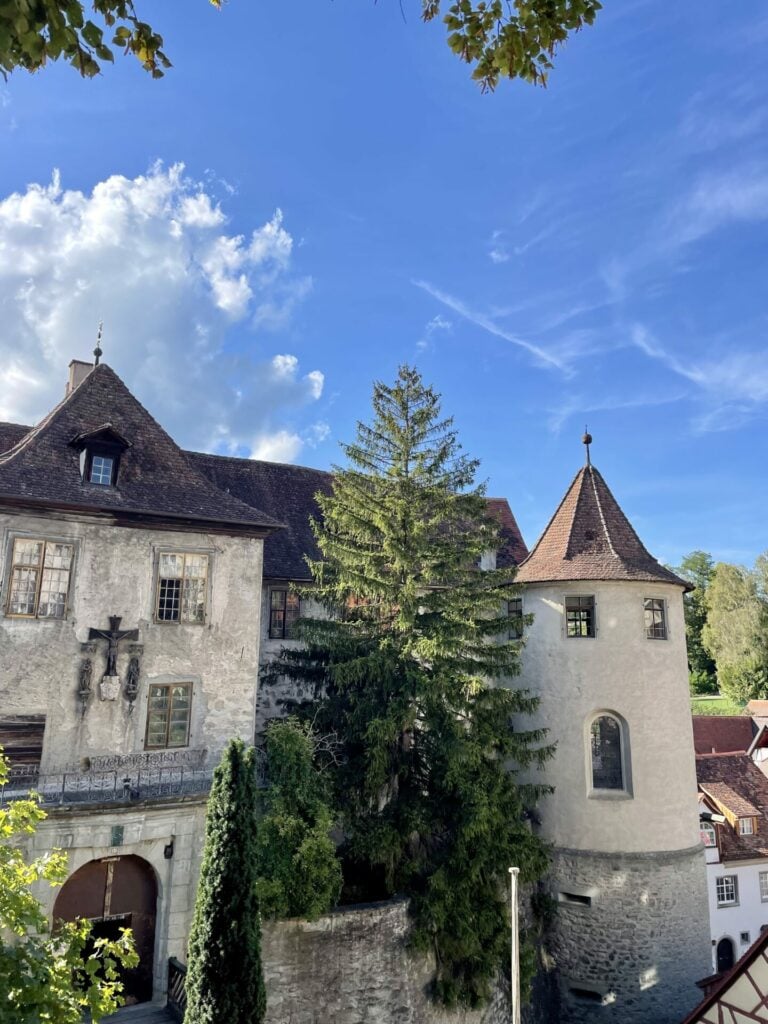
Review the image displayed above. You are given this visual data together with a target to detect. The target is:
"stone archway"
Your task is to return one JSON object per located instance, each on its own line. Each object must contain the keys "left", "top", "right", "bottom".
{"left": 53, "top": 854, "right": 157, "bottom": 1004}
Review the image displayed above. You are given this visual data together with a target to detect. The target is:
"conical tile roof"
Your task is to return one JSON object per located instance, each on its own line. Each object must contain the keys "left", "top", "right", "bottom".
{"left": 515, "top": 463, "right": 687, "bottom": 588}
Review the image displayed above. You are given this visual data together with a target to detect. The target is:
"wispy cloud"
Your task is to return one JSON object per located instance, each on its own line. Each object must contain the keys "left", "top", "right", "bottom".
{"left": 412, "top": 279, "right": 570, "bottom": 373}
{"left": 416, "top": 314, "right": 452, "bottom": 352}
{"left": 547, "top": 389, "right": 688, "bottom": 435}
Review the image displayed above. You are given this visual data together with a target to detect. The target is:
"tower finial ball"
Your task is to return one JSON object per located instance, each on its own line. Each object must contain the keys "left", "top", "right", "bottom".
{"left": 582, "top": 431, "right": 592, "bottom": 446}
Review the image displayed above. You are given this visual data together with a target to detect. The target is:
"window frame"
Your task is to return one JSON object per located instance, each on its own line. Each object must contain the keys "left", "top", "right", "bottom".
{"left": 3, "top": 535, "right": 76, "bottom": 620}
{"left": 268, "top": 587, "right": 301, "bottom": 640}
{"left": 643, "top": 597, "right": 668, "bottom": 640}
{"left": 144, "top": 682, "right": 193, "bottom": 750}
{"left": 586, "top": 710, "right": 632, "bottom": 799}
{"left": 738, "top": 817, "right": 755, "bottom": 836}
{"left": 507, "top": 596, "right": 524, "bottom": 640}
{"left": 700, "top": 822, "right": 718, "bottom": 848}
{"left": 716, "top": 875, "right": 739, "bottom": 907}
{"left": 565, "top": 594, "right": 596, "bottom": 639}
{"left": 153, "top": 550, "right": 211, "bottom": 625}
{"left": 759, "top": 871, "right": 768, "bottom": 903}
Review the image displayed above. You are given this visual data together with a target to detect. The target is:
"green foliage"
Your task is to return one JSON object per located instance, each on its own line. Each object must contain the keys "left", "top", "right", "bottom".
{"left": 267, "top": 365, "right": 552, "bottom": 1007}
{"left": 674, "top": 551, "right": 718, "bottom": 693}
{"left": 1, "top": 1, "right": 601, "bottom": 88}
{"left": 0, "top": 751, "right": 137, "bottom": 1024}
{"left": 185, "top": 739, "right": 266, "bottom": 1024}
{"left": 422, "top": 0, "right": 602, "bottom": 90}
{"left": 255, "top": 718, "right": 342, "bottom": 921}
{"left": 702, "top": 559, "right": 768, "bottom": 703}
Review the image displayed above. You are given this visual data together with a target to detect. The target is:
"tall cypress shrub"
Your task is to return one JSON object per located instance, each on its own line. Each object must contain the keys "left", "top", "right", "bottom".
{"left": 268, "top": 366, "right": 553, "bottom": 1007}
{"left": 184, "top": 739, "right": 266, "bottom": 1024}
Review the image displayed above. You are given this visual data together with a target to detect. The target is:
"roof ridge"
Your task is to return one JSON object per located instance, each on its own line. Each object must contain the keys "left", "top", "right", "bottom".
{"left": 186, "top": 449, "right": 332, "bottom": 474}
{"left": 587, "top": 465, "right": 618, "bottom": 559}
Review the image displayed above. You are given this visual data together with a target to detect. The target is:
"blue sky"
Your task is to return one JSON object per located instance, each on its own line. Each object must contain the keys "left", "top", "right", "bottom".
{"left": 1, "top": 0, "right": 767, "bottom": 567}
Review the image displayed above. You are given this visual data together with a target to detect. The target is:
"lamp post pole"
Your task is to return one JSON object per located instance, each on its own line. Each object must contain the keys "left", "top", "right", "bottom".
{"left": 509, "top": 866, "right": 521, "bottom": 1024}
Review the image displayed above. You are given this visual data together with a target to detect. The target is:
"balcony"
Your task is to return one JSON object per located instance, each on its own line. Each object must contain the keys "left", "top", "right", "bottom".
{"left": 0, "top": 749, "right": 214, "bottom": 807}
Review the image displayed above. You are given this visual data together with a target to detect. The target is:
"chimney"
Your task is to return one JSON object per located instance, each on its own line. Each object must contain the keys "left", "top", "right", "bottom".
{"left": 67, "top": 360, "right": 94, "bottom": 396}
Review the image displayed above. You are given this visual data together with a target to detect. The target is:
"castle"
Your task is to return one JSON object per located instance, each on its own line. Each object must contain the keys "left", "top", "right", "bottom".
{"left": 0, "top": 357, "right": 710, "bottom": 1021}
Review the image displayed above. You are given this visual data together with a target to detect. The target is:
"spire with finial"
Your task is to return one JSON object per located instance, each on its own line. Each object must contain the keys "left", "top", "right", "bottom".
{"left": 582, "top": 425, "right": 592, "bottom": 466}
{"left": 94, "top": 321, "right": 103, "bottom": 366}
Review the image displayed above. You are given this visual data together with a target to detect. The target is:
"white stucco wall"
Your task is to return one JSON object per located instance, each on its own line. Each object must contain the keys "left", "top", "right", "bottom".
{"left": 0, "top": 511, "right": 265, "bottom": 769}
{"left": 517, "top": 579, "right": 701, "bottom": 854}
{"left": 705, "top": 855, "right": 768, "bottom": 970}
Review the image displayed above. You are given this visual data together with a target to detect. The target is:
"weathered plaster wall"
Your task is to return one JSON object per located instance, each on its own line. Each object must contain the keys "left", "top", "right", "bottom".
{"left": 0, "top": 512, "right": 264, "bottom": 768}
{"left": 30, "top": 799, "right": 206, "bottom": 998}
{"left": 262, "top": 898, "right": 512, "bottom": 1024}
{"left": 548, "top": 845, "right": 710, "bottom": 1023}
{"left": 518, "top": 580, "right": 701, "bottom": 854}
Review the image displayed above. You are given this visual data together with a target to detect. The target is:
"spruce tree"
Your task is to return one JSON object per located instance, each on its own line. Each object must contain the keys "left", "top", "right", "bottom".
{"left": 269, "top": 365, "right": 552, "bottom": 1007}
{"left": 184, "top": 739, "right": 266, "bottom": 1024}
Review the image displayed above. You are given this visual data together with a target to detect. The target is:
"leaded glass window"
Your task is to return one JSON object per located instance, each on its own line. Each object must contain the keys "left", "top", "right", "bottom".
{"left": 6, "top": 538, "right": 74, "bottom": 618}
{"left": 566, "top": 595, "right": 595, "bottom": 638}
{"left": 644, "top": 598, "right": 667, "bottom": 640}
{"left": 590, "top": 715, "right": 624, "bottom": 791}
{"left": 156, "top": 552, "right": 209, "bottom": 623}
{"left": 269, "top": 589, "right": 301, "bottom": 639}
{"left": 145, "top": 683, "right": 191, "bottom": 749}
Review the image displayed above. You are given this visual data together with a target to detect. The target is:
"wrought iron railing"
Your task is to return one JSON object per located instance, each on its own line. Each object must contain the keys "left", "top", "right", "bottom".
{"left": 0, "top": 750, "right": 213, "bottom": 807}
{"left": 167, "top": 957, "right": 187, "bottom": 1021}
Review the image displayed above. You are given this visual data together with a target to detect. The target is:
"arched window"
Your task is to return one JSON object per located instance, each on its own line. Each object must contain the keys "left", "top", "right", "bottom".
{"left": 700, "top": 822, "right": 717, "bottom": 848}
{"left": 590, "top": 714, "right": 625, "bottom": 791}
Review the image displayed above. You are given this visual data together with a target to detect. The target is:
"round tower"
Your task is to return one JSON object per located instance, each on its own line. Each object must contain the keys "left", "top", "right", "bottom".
{"left": 515, "top": 443, "right": 710, "bottom": 1023}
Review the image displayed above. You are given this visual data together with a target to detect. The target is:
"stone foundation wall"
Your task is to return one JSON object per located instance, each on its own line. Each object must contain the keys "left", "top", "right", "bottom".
{"left": 262, "top": 898, "right": 512, "bottom": 1024}
{"left": 548, "top": 844, "right": 710, "bottom": 1024}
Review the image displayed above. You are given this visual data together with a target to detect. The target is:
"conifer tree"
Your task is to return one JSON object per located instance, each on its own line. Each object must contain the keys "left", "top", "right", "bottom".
{"left": 185, "top": 739, "right": 266, "bottom": 1024}
{"left": 269, "top": 365, "right": 552, "bottom": 1007}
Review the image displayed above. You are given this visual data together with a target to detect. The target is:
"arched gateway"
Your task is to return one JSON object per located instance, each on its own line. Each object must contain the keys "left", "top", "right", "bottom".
{"left": 53, "top": 855, "right": 157, "bottom": 1004}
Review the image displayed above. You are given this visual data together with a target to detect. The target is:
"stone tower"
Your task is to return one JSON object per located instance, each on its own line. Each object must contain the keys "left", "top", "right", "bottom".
{"left": 515, "top": 448, "right": 710, "bottom": 1024}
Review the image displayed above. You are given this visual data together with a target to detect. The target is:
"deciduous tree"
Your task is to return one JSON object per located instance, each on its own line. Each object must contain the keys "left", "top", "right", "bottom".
{"left": 268, "top": 365, "right": 552, "bottom": 1007}
{"left": 674, "top": 550, "right": 718, "bottom": 694}
{"left": 703, "top": 560, "right": 768, "bottom": 703}
{"left": 1, "top": 1, "right": 601, "bottom": 89}
{"left": 185, "top": 739, "right": 266, "bottom": 1024}
{"left": 0, "top": 752, "right": 137, "bottom": 1024}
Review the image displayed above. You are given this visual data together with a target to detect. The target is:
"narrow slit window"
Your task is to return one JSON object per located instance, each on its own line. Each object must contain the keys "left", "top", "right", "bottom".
{"left": 269, "top": 589, "right": 301, "bottom": 639}
{"left": 590, "top": 715, "right": 624, "bottom": 791}
{"left": 566, "top": 595, "right": 595, "bottom": 638}
{"left": 507, "top": 597, "right": 523, "bottom": 640}
{"left": 156, "top": 553, "right": 209, "bottom": 623}
{"left": 145, "top": 683, "right": 192, "bottom": 749}
{"left": 559, "top": 891, "right": 592, "bottom": 907}
{"left": 6, "top": 539, "right": 74, "bottom": 619}
{"left": 644, "top": 598, "right": 667, "bottom": 640}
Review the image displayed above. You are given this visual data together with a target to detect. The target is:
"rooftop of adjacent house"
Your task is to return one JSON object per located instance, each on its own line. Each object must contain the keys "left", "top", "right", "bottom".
{"left": 692, "top": 715, "right": 756, "bottom": 755}
{"left": 680, "top": 926, "right": 768, "bottom": 1024}
{"left": 697, "top": 752, "right": 768, "bottom": 861}
{"left": 515, "top": 461, "right": 689, "bottom": 589}
{"left": 0, "top": 364, "right": 281, "bottom": 536}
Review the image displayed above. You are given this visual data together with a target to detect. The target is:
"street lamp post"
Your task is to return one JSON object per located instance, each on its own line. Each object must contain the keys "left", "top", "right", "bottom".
{"left": 509, "top": 866, "right": 521, "bottom": 1024}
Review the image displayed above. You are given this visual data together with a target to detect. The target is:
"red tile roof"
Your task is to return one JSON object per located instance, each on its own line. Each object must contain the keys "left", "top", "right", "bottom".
{"left": 692, "top": 715, "right": 755, "bottom": 755}
{"left": 696, "top": 753, "right": 768, "bottom": 861}
{"left": 484, "top": 497, "right": 528, "bottom": 568}
{"left": 515, "top": 463, "right": 688, "bottom": 588}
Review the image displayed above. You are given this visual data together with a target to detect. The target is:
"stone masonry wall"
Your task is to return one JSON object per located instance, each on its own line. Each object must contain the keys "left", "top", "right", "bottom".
{"left": 548, "top": 844, "right": 711, "bottom": 1024}
{"left": 262, "top": 898, "right": 513, "bottom": 1024}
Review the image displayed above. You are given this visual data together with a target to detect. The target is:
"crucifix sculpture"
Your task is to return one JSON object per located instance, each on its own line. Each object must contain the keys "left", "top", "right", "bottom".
{"left": 88, "top": 616, "right": 139, "bottom": 701}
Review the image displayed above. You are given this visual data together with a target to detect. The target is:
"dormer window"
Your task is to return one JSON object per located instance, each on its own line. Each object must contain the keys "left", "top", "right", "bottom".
{"left": 69, "top": 424, "right": 131, "bottom": 489}
{"left": 89, "top": 453, "right": 115, "bottom": 486}
{"left": 739, "top": 817, "right": 755, "bottom": 836}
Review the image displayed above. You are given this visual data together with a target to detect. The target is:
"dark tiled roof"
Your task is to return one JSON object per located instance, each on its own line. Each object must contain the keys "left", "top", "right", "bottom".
{"left": 485, "top": 498, "right": 528, "bottom": 568}
{"left": 692, "top": 715, "right": 755, "bottom": 755}
{"left": 0, "top": 364, "right": 281, "bottom": 535}
{"left": 187, "top": 453, "right": 332, "bottom": 580}
{"left": 516, "top": 463, "right": 688, "bottom": 588}
{"left": 696, "top": 753, "right": 768, "bottom": 861}
{"left": 189, "top": 455, "right": 530, "bottom": 581}
{"left": 0, "top": 422, "right": 30, "bottom": 453}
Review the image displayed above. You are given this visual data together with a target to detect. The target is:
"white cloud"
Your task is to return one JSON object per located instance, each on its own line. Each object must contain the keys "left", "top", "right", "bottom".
{"left": 249, "top": 429, "right": 303, "bottom": 462}
{"left": 0, "top": 162, "right": 324, "bottom": 461}
{"left": 416, "top": 314, "right": 452, "bottom": 352}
